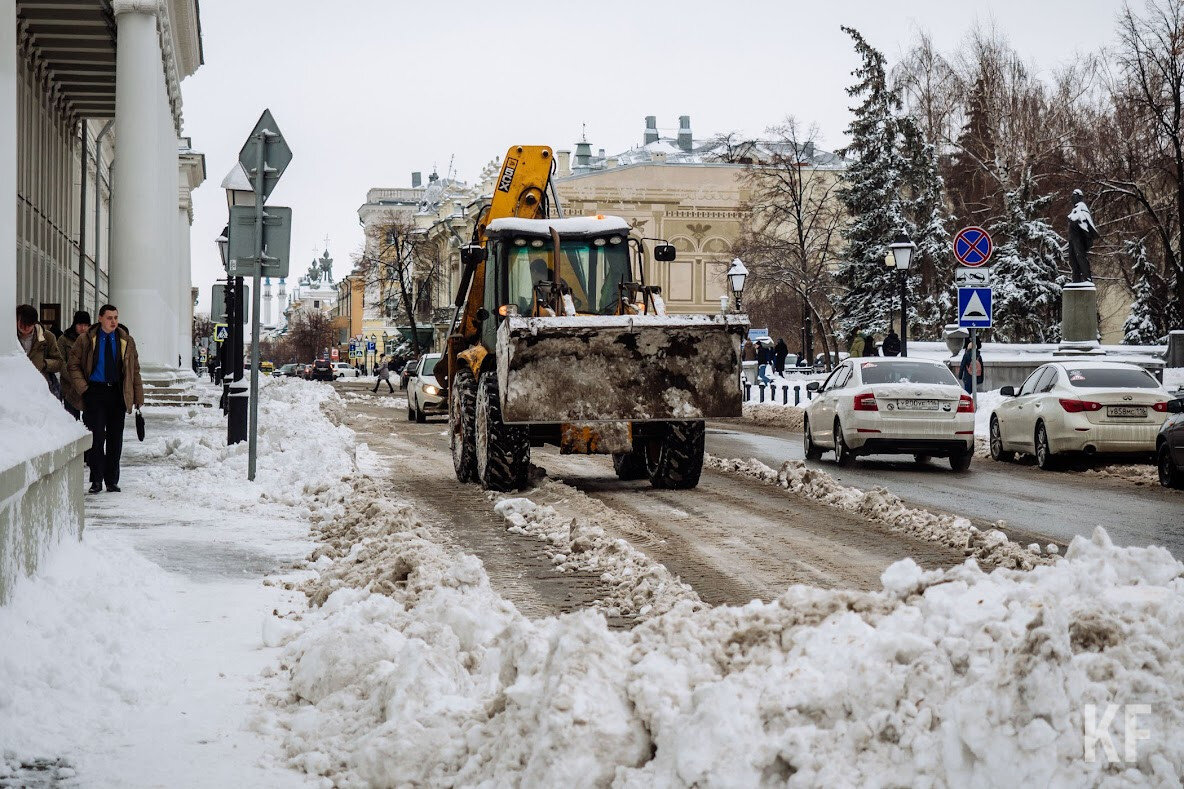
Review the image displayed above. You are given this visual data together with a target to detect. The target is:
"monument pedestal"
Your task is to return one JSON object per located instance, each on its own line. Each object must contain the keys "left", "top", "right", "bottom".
{"left": 1056, "top": 282, "right": 1104, "bottom": 355}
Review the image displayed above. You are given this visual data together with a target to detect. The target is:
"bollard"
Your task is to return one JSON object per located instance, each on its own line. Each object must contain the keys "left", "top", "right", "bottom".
{"left": 744, "top": 383, "right": 751, "bottom": 401}
{"left": 759, "top": 383, "right": 766, "bottom": 402}
{"left": 794, "top": 386, "right": 800, "bottom": 406}
{"left": 782, "top": 384, "right": 789, "bottom": 404}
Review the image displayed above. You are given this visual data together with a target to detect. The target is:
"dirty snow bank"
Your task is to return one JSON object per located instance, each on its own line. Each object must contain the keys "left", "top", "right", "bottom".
{"left": 707, "top": 455, "right": 1051, "bottom": 570}
{"left": 742, "top": 402, "right": 806, "bottom": 430}
{"left": 274, "top": 518, "right": 1184, "bottom": 786}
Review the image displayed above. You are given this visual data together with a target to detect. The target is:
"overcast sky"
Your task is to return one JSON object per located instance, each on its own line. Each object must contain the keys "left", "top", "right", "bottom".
{"left": 183, "top": 0, "right": 1127, "bottom": 313}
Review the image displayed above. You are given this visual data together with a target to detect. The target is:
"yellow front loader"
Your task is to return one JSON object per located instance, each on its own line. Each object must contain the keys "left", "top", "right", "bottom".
{"left": 437, "top": 145, "right": 747, "bottom": 491}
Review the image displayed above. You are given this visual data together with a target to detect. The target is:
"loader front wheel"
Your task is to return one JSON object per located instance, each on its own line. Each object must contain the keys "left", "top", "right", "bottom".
{"left": 475, "top": 371, "right": 530, "bottom": 491}
{"left": 450, "top": 368, "right": 478, "bottom": 483}
{"left": 644, "top": 420, "right": 705, "bottom": 489}
{"left": 612, "top": 449, "right": 648, "bottom": 481}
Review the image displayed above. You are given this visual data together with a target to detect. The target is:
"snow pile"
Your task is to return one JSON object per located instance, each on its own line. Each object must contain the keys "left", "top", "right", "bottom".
{"left": 706, "top": 455, "right": 1051, "bottom": 570}
{"left": 1083, "top": 463, "right": 1166, "bottom": 489}
{"left": 275, "top": 515, "right": 1184, "bottom": 786}
{"left": 742, "top": 402, "right": 805, "bottom": 430}
{"left": 493, "top": 490, "right": 700, "bottom": 619}
{"left": 0, "top": 353, "right": 89, "bottom": 468}
{"left": 144, "top": 378, "right": 355, "bottom": 507}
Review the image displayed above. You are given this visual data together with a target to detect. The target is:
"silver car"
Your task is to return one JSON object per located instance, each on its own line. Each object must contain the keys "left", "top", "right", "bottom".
{"left": 406, "top": 353, "right": 447, "bottom": 423}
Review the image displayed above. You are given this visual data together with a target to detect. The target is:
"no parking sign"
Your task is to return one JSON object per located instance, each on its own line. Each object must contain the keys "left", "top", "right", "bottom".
{"left": 953, "top": 227, "right": 993, "bottom": 267}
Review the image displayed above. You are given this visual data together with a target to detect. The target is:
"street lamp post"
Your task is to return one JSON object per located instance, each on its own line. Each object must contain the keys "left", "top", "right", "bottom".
{"left": 887, "top": 231, "right": 917, "bottom": 357}
{"left": 369, "top": 332, "right": 377, "bottom": 376}
{"left": 726, "top": 258, "right": 748, "bottom": 313}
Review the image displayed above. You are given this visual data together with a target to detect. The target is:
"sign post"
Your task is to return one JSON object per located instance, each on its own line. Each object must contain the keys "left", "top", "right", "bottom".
{"left": 953, "top": 227, "right": 993, "bottom": 411}
{"left": 235, "top": 109, "right": 293, "bottom": 481}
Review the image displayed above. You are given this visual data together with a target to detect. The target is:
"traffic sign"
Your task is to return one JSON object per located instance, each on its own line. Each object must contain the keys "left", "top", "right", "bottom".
{"left": 237, "top": 109, "right": 292, "bottom": 202}
{"left": 227, "top": 205, "right": 292, "bottom": 278}
{"left": 958, "top": 287, "right": 993, "bottom": 328}
{"left": 330, "top": 347, "right": 339, "bottom": 360}
{"left": 211, "top": 283, "right": 248, "bottom": 324}
{"left": 214, "top": 323, "right": 229, "bottom": 343}
{"left": 954, "top": 226, "right": 993, "bottom": 267}
{"left": 955, "top": 267, "right": 991, "bottom": 287}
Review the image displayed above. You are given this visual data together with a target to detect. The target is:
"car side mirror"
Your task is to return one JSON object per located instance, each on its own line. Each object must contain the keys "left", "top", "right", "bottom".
{"left": 1168, "top": 398, "right": 1184, "bottom": 414}
{"left": 654, "top": 244, "right": 676, "bottom": 262}
{"left": 1000, "top": 386, "right": 1015, "bottom": 397}
{"left": 806, "top": 381, "right": 820, "bottom": 392}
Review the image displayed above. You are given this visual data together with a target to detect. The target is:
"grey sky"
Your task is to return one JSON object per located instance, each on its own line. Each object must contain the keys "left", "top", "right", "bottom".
{"left": 184, "top": 0, "right": 1127, "bottom": 314}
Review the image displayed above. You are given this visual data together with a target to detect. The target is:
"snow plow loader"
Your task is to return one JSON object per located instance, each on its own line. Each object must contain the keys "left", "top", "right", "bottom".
{"left": 437, "top": 145, "right": 748, "bottom": 491}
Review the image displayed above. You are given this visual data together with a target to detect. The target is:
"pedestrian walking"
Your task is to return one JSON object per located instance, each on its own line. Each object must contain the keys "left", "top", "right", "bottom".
{"left": 66, "top": 304, "right": 144, "bottom": 494}
{"left": 756, "top": 340, "right": 773, "bottom": 384}
{"left": 881, "top": 329, "right": 901, "bottom": 357}
{"left": 17, "top": 304, "right": 65, "bottom": 398}
{"left": 741, "top": 339, "right": 757, "bottom": 362}
{"left": 848, "top": 330, "right": 865, "bottom": 358}
{"left": 373, "top": 359, "right": 394, "bottom": 393}
{"left": 56, "top": 310, "right": 91, "bottom": 419}
{"left": 863, "top": 331, "right": 879, "bottom": 357}
{"left": 773, "top": 338, "right": 789, "bottom": 375}
{"left": 958, "top": 337, "right": 984, "bottom": 394}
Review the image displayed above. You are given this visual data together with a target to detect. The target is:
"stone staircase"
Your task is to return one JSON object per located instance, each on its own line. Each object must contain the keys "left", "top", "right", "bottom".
{"left": 143, "top": 381, "right": 209, "bottom": 407}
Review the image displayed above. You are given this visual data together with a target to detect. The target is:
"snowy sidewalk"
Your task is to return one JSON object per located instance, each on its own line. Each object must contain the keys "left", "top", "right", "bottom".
{"left": 1, "top": 380, "right": 351, "bottom": 787}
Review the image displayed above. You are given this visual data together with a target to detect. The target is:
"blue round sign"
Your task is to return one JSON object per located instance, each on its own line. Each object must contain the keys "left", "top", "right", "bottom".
{"left": 954, "top": 226, "right": 993, "bottom": 267}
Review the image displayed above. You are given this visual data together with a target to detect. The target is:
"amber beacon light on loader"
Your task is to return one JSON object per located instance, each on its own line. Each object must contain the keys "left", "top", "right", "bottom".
{"left": 436, "top": 145, "right": 749, "bottom": 491}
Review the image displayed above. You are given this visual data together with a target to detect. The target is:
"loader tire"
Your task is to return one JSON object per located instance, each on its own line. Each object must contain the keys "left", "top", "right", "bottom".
{"left": 645, "top": 420, "right": 705, "bottom": 490}
{"left": 612, "top": 450, "right": 648, "bottom": 481}
{"left": 450, "top": 368, "right": 478, "bottom": 483}
{"left": 475, "top": 371, "right": 530, "bottom": 491}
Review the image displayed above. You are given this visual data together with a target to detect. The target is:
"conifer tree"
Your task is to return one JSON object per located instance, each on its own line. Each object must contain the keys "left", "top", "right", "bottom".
{"left": 1122, "top": 238, "right": 1163, "bottom": 344}
{"left": 898, "top": 116, "right": 954, "bottom": 329}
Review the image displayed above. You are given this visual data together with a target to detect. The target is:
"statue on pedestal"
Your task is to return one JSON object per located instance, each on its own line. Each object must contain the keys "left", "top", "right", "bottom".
{"left": 1067, "top": 189, "right": 1100, "bottom": 283}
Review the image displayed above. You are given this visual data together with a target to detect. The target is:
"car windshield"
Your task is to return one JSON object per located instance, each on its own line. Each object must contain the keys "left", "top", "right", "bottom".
{"left": 1063, "top": 367, "right": 1159, "bottom": 388}
{"left": 506, "top": 236, "right": 631, "bottom": 316}
{"left": 859, "top": 361, "right": 958, "bottom": 386}
{"left": 421, "top": 356, "right": 439, "bottom": 375}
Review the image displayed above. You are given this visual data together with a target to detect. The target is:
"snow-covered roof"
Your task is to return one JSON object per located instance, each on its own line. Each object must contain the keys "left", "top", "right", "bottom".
{"left": 487, "top": 216, "right": 632, "bottom": 235}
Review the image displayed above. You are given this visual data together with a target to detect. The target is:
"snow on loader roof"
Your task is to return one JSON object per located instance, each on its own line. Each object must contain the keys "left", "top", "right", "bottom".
{"left": 487, "top": 215, "right": 632, "bottom": 235}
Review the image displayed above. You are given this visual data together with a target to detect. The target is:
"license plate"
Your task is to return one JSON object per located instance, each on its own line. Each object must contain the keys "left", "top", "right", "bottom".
{"left": 1106, "top": 406, "right": 1146, "bottom": 418}
{"left": 896, "top": 399, "right": 939, "bottom": 411}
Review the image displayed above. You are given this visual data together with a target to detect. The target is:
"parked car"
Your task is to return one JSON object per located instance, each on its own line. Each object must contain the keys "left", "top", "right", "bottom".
{"left": 274, "top": 363, "right": 299, "bottom": 378}
{"left": 400, "top": 356, "right": 421, "bottom": 390}
{"left": 310, "top": 359, "right": 334, "bottom": 382}
{"left": 804, "top": 357, "right": 975, "bottom": 471}
{"left": 406, "top": 353, "right": 446, "bottom": 423}
{"left": 297, "top": 363, "right": 312, "bottom": 380}
{"left": 989, "top": 362, "right": 1171, "bottom": 470}
{"left": 1158, "top": 396, "right": 1184, "bottom": 488}
{"left": 812, "top": 352, "right": 850, "bottom": 373}
{"left": 331, "top": 362, "right": 360, "bottom": 379}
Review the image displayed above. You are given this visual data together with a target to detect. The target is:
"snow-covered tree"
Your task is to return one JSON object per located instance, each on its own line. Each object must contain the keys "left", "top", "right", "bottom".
{"left": 898, "top": 116, "right": 954, "bottom": 329}
{"left": 1122, "top": 238, "right": 1163, "bottom": 343}
{"left": 835, "top": 27, "right": 909, "bottom": 338}
{"left": 988, "top": 170, "right": 1064, "bottom": 342}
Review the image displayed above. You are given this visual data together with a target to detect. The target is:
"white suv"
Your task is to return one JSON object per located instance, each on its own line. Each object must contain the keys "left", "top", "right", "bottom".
{"left": 804, "top": 357, "right": 975, "bottom": 471}
{"left": 331, "top": 362, "right": 360, "bottom": 379}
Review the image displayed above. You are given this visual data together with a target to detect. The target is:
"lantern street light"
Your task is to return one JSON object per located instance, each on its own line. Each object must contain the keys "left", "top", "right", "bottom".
{"left": 726, "top": 257, "right": 748, "bottom": 312}
{"left": 887, "top": 231, "right": 917, "bottom": 357}
{"left": 215, "top": 226, "right": 229, "bottom": 268}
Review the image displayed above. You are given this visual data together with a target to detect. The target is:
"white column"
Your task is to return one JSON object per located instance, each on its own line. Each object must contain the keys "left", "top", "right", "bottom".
{"left": 177, "top": 202, "right": 192, "bottom": 367}
{"left": 110, "top": 0, "right": 175, "bottom": 379}
{"left": 0, "top": 0, "right": 16, "bottom": 357}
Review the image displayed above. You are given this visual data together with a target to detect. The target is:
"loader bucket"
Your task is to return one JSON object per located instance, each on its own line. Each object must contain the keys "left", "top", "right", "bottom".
{"left": 496, "top": 314, "right": 748, "bottom": 424}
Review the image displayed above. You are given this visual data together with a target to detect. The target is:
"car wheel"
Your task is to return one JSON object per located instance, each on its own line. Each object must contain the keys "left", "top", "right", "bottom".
{"left": 949, "top": 450, "right": 972, "bottom": 472}
{"left": 803, "top": 417, "right": 822, "bottom": 460}
{"left": 913, "top": 454, "right": 931, "bottom": 464}
{"left": 1159, "top": 443, "right": 1184, "bottom": 489}
{"left": 1034, "top": 422, "right": 1058, "bottom": 470}
{"left": 989, "top": 416, "right": 1014, "bottom": 462}
{"left": 415, "top": 401, "right": 426, "bottom": 423}
{"left": 833, "top": 419, "right": 855, "bottom": 467}
{"left": 406, "top": 394, "right": 415, "bottom": 421}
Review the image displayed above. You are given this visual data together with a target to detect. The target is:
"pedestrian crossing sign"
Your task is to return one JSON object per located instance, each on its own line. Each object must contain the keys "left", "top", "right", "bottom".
{"left": 214, "top": 323, "right": 229, "bottom": 343}
{"left": 957, "top": 287, "right": 992, "bottom": 328}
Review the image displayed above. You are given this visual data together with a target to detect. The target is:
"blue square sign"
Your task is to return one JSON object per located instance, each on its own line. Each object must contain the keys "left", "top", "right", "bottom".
{"left": 957, "top": 287, "right": 992, "bottom": 328}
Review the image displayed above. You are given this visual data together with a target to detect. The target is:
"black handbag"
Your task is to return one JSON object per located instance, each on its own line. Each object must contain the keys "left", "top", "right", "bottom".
{"left": 135, "top": 409, "right": 145, "bottom": 441}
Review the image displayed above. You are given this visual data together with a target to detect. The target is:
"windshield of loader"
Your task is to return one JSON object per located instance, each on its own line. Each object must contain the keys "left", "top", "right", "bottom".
{"left": 506, "top": 235, "right": 631, "bottom": 316}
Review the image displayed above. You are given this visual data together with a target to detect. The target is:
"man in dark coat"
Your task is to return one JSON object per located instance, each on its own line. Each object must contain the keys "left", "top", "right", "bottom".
{"left": 57, "top": 310, "right": 91, "bottom": 419}
{"left": 773, "top": 338, "right": 789, "bottom": 375}
{"left": 881, "top": 330, "right": 901, "bottom": 357}
{"left": 67, "top": 304, "right": 144, "bottom": 494}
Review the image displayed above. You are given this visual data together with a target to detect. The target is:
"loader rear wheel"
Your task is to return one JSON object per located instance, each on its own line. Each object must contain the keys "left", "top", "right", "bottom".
{"left": 612, "top": 450, "right": 648, "bottom": 481}
{"left": 475, "top": 371, "right": 530, "bottom": 491}
{"left": 644, "top": 420, "right": 705, "bottom": 489}
{"left": 450, "top": 368, "right": 478, "bottom": 483}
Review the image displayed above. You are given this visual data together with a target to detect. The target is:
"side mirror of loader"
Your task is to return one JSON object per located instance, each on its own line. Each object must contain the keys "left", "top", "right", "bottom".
{"left": 653, "top": 244, "right": 676, "bottom": 262}
{"left": 460, "top": 245, "right": 486, "bottom": 267}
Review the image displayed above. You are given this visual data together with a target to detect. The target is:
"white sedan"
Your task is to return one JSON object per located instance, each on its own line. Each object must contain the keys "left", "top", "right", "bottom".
{"left": 406, "top": 353, "right": 447, "bottom": 423}
{"left": 332, "top": 362, "right": 361, "bottom": 379}
{"left": 804, "top": 357, "right": 975, "bottom": 471}
{"left": 989, "top": 361, "right": 1170, "bottom": 469}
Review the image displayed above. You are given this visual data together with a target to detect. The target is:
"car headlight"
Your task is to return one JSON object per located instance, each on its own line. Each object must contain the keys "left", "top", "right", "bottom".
{"left": 423, "top": 384, "right": 440, "bottom": 396}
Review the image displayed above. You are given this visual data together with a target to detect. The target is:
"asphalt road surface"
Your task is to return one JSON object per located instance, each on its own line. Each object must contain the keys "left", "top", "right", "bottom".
{"left": 706, "top": 420, "right": 1183, "bottom": 557}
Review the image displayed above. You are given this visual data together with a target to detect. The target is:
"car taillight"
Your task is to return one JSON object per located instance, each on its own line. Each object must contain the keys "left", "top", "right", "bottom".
{"left": 1153, "top": 401, "right": 1169, "bottom": 413}
{"left": 853, "top": 393, "right": 878, "bottom": 411}
{"left": 1059, "top": 398, "right": 1103, "bottom": 413}
{"left": 957, "top": 394, "right": 974, "bottom": 413}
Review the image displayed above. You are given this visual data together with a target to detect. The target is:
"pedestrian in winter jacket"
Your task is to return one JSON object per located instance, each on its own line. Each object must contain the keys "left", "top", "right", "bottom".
{"left": 881, "top": 330, "right": 901, "bottom": 357}
{"left": 57, "top": 310, "right": 91, "bottom": 419}
{"left": 67, "top": 304, "right": 144, "bottom": 494}
{"left": 17, "top": 303, "right": 65, "bottom": 393}
{"left": 773, "top": 338, "right": 789, "bottom": 374}
{"left": 848, "top": 331, "right": 865, "bottom": 358}
{"left": 958, "top": 338, "right": 985, "bottom": 394}
{"left": 373, "top": 360, "right": 394, "bottom": 393}
{"left": 742, "top": 339, "right": 757, "bottom": 362}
